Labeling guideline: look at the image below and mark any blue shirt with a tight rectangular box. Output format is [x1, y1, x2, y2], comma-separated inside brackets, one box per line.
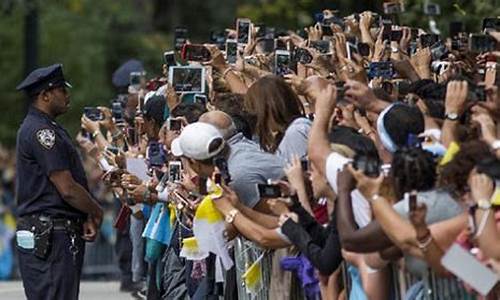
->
[227, 133, 285, 208]
[15, 107, 88, 218]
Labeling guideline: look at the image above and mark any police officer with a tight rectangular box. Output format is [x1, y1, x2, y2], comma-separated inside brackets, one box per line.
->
[15, 64, 103, 300]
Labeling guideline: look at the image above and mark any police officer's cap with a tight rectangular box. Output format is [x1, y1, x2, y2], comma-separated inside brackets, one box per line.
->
[16, 64, 72, 97]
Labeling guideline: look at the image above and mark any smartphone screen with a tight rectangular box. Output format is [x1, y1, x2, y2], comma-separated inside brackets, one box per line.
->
[168, 161, 182, 182]
[169, 66, 205, 94]
[84, 107, 103, 121]
[226, 40, 238, 64]
[294, 48, 313, 64]
[275, 50, 291, 76]
[237, 19, 251, 44]
[174, 27, 188, 51]
[163, 51, 176, 68]
[168, 118, 182, 131]
[182, 44, 211, 62]
[346, 42, 358, 60]
[257, 183, 282, 198]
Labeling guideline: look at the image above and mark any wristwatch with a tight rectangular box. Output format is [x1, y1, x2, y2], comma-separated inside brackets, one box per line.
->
[225, 209, 240, 223]
[445, 112, 459, 121]
[477, 199, 492, 210]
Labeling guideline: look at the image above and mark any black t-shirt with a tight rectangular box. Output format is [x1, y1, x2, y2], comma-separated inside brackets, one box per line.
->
[15, 107, 88, 219]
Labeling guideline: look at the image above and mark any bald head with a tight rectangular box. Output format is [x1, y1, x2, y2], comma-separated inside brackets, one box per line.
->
[199, 110, 237, 139]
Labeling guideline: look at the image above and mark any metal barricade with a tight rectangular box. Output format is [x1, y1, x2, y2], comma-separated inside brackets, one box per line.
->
[388, 264, 477, 300]
[82, 236, 118, 278]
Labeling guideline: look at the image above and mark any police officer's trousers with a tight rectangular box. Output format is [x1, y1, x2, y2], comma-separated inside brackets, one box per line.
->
[17, 230, 85, 300]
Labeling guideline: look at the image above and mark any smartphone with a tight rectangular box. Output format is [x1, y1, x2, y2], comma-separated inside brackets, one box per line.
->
[357, 42, 370, 57]
[321, 24, 333, 36]
[353, 154, 381, 178]
[127, 127, 137, 146]
[257, 183, 282, 198]
[275, 50, 291, 76]
[83, 107, 103, 121]
[226, 39, 238, 64]
[391, 30, 403, 42]
[168, 161, 182, 182]
[214, 173, 222, 185]
[310, 40, 330, 54]
[129, 71, 145, 89]
[198, 177, 208, 195]
[423, 3, 440, 16]
[168, 66, 206, 94]
[213, 156, 231, 184]
[210, 30, 226, 50]
[346, 42, 358, 61]
[383, 1, 405, 14]
[181, 44, 211, 62]
[382, 19, 392, 41]
[174, 27, 188, 51]
[409, 191, 417, 211]
[335, 81, 346, 103]
[469, 34, 497, 53]
[237, 18, 251, 45]
[441, 244, 499, 296]
[294, 47, 313, 64]
[430, 40, 449, 60]
[259, 38, 275, 54]
[112, 102, 124, 123]
[420, 34, 439, 48]
[368, 62, 394, 79]
[167, 118, 182, 131]
[194, 94, 207, 105]
[105, 145, 120, 155]
[163, 51, 177, 68]
[483, 17, 500, 31]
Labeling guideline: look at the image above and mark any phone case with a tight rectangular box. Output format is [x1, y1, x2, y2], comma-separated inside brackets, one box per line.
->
[114, 205, 132, 232]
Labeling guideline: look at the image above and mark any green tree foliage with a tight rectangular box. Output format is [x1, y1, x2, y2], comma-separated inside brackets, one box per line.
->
[0, 0, 499, 146]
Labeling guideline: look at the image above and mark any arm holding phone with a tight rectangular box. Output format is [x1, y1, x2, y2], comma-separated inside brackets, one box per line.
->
[205, 44, 248, 94]
[408, 202, 449, 276]
[213, 185, 290, 249]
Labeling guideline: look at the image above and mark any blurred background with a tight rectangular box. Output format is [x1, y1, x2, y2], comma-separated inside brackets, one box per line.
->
[0, 0, 499, 282]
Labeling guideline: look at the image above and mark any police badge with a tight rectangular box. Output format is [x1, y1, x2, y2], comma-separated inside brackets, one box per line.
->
[36, 129, 56, 149]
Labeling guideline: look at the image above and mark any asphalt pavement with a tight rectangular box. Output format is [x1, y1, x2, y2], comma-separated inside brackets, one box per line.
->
[0, 281, 136, 300]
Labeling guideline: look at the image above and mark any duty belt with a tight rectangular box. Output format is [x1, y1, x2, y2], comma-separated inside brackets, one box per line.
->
[19, 214, 84, 233]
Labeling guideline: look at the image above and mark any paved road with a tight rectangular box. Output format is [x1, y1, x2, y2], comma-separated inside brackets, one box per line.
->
[0, 281, 136, 300]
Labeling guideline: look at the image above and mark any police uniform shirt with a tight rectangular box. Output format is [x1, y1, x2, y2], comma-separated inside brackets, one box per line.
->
[15, 106, 88, 219]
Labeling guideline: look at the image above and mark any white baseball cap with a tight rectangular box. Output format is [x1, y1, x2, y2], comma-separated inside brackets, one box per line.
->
[171, 122, 225, 161]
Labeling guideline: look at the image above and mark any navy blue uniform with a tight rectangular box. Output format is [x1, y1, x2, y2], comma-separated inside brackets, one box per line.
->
[15, 64, 88, 300]
[16, 107, 88, 218]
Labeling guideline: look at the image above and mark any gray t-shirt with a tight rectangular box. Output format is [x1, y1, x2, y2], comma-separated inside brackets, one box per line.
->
[393, 189, 464, 277]
[227, 133, 285, 208]
[276, 117, 312, 163]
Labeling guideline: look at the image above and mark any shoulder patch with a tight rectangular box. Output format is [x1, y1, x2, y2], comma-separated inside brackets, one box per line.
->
[36, 129, 56, 149]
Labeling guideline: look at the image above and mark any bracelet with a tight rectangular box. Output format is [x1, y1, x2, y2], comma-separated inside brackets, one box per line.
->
[92, 130, 100, 139]
[417, 231, 433, 251]
[371, 194, 382, 202]
[475, 208, 491, 238]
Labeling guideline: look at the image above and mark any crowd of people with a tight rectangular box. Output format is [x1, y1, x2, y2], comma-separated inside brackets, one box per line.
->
[14, 4, 500, 300]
